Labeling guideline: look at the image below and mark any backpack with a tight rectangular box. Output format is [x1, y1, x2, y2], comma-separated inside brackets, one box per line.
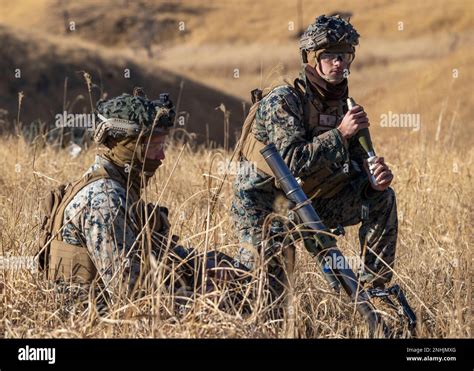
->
[37, 183, 67, 274]
[37, 165, 171, 284]
[37, 166, 116, 282]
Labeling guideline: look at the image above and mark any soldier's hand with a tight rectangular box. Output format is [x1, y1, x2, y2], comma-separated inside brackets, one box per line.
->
[365, 156, 393, 191]
[337, 105, 370, 140]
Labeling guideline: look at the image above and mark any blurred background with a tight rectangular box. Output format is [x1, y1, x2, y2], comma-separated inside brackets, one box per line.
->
[0, 0, 472, 148]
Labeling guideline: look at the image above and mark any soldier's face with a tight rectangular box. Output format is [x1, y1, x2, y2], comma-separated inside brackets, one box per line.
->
[319, 53, 352, 82]
[145, 134, 167, 161]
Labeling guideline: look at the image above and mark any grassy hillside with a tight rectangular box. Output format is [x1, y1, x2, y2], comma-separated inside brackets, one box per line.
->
[0, 23, 245, 146]
[1, 0, 472, 45]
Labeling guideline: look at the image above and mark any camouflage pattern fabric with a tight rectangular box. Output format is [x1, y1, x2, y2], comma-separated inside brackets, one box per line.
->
[93, 92, 175, 147]
[312, 176, 398, 287]
[300, 14, 360, 53]
[96, 93, 174, 130]
[231, 84, 398, 292]
[61, 155, 143, 296]
[59, 154, 223, 300]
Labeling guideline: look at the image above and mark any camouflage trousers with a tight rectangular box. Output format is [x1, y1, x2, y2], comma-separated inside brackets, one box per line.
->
[231, 176, 398, 299]
[313, 178, 398, 288]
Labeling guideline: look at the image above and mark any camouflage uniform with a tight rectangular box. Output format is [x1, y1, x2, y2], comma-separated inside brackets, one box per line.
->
[61, 154, 143, 295]
[231, 16, 398, 297]
[43, 89, 176, 299]
[52, 90, 240, 301]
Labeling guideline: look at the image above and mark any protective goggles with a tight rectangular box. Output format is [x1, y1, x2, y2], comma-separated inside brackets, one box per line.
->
[319, 52, 355, 64]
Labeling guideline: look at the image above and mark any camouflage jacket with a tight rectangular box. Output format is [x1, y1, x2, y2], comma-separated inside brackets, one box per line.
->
[232, 82, 369, 246]
[61, 155, 143, 293]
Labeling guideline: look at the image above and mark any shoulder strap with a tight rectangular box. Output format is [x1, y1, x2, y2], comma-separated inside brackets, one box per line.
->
[237, 88, 273, 176]
[237, 100, 261, 157]
[293, 77, 322, 132]
[51, 166, 115, 242]
[238, 83, 307, 177]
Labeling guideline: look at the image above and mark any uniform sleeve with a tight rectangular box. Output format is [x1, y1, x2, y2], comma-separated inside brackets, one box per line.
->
[79, 179, 141, 295]
[256, 87, 348, 179]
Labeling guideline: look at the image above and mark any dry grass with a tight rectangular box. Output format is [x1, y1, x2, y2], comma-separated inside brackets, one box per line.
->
[0, 110, 471, 338]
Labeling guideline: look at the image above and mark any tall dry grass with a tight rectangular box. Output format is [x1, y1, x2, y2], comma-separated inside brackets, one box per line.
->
[0, 101, 471, 338]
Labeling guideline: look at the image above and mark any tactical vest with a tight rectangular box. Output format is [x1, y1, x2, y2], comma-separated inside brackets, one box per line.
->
[238, 79, 354, 199]
[38, 166, 112, 283]
[38, 165, 147, 284]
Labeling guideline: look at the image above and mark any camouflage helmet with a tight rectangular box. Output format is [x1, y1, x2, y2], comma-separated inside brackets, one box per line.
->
[300, 14, 360, 63]
[93, 88, 175, 145]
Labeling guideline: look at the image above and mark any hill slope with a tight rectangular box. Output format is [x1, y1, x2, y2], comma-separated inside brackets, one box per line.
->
[0, 23, 246, 146]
